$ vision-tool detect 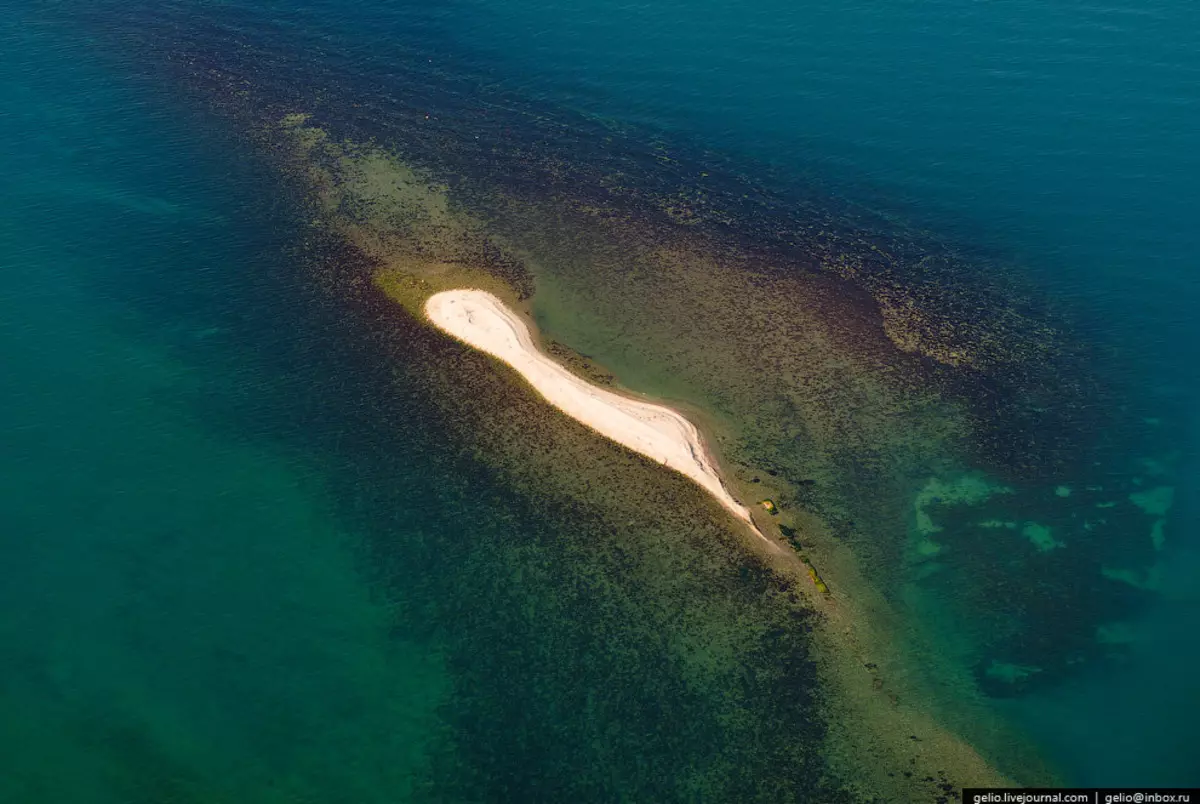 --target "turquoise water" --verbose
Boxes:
[3,0,1197,796]
[0,16,449,800]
